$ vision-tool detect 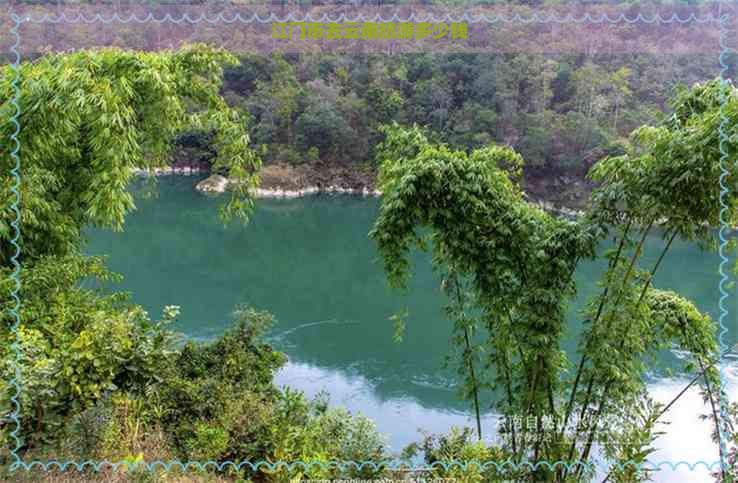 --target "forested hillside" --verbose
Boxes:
[201,52,718,203]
